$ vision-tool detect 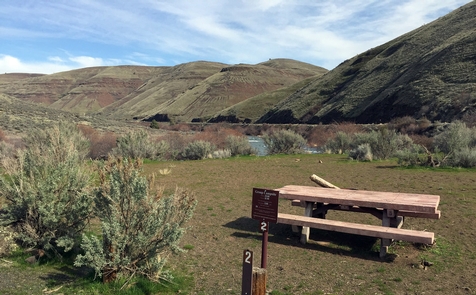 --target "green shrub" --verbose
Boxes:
[325,131,352,154]
[433,121,475,154]
[155,140,171,160]
[447,148,476,168]
[150,120,160,129]
[395,145,426,166]
[351,132,378,149]
[112,130,158,160]
[263,129,306,155]
[181,140,215,160]
[349,143,373,161]
[225,135,255,156]
[0,122,94,256]
[212,149,232,159]
[74,158,197,283]
[0,141,15,161]
[352,129,411,160]
[370,128,399,160]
